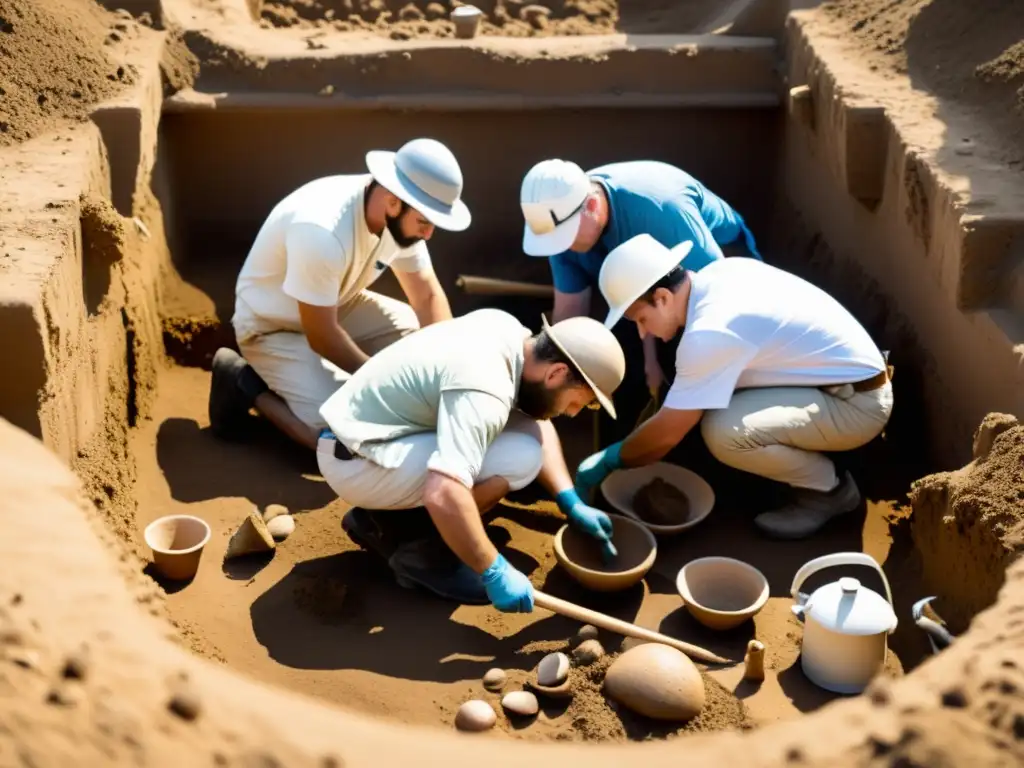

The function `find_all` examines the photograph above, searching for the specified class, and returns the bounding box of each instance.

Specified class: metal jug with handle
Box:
[790,552,898,694]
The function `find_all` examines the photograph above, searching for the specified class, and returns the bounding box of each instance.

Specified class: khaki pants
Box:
[317,415,543,510]
[239,291,419,430]
[700,382,894,492]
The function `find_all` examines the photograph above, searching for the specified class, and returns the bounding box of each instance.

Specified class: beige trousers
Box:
[239,291,419,430]
[700,382,894,492]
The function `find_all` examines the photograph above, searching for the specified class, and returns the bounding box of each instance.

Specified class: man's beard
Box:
[386,210,422,249]
[516,377,559,420]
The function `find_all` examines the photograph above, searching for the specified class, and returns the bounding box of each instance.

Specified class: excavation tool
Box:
[455,274,554,299]
[911,596,955,655]
[533,590,732,665]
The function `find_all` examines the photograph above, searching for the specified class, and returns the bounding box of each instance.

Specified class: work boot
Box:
[341,506,437,561]
[388,537,490,606]
[208,348,269,439]
[754,471,862,540]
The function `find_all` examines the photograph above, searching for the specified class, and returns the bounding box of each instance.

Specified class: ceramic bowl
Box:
[553,516,657,592]
[144,514,211,581]
[675,557,770,631]
[600,462,715,536]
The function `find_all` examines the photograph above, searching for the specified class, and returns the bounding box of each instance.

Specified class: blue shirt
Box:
[548,161,761,294]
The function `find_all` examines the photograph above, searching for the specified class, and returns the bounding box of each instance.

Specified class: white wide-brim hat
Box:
[600,234,694,329]
[366,140,471,232]
[522,209,583,257]
[541,314,625,419]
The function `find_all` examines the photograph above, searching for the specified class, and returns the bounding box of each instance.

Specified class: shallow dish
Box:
[553,516,657,592]
[600,462,715,535]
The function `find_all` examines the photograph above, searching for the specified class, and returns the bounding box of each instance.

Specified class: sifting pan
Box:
[601,462,715,535]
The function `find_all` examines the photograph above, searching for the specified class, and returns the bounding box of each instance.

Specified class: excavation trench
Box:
[129,99,971,740]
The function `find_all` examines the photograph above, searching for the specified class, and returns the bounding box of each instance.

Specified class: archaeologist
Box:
[574,233,894,540]
[316,308,626,611]
[519,158,762,438]
[208,137,471,450]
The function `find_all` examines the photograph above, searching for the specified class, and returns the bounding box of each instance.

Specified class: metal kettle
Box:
[790,552,898,694]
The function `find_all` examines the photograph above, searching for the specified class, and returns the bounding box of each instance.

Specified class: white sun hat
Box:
[542,314,626,419]
[365,138,471,232]
[599,233,694,329]
[520,159,591,257]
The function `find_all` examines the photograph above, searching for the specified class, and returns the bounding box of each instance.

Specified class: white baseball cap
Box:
[520,159,591,257]
[599,234,694,329]
[366,138,471,232]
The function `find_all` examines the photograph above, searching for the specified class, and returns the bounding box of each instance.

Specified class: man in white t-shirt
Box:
[316,308,626,610]
[208,138,471,451]
[574,233,894,539]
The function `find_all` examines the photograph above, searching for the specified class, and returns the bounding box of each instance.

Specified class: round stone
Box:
[482,668,507,691]
[604,644,705,721]
[501,690,539,717]
[572,624,599,647]
[267,514,296,542]
[455,699,496,732]
[536,652,569,687]
[262,504,289,522]
[572,638,605,666]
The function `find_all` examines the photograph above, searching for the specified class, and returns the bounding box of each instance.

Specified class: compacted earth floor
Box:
[131,362,931,741]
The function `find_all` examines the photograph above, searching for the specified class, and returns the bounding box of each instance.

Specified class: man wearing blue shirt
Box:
[520,158,761,438]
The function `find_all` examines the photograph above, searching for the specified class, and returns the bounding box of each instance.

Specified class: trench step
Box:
[959,216,1024,312]
[839,103,888,211]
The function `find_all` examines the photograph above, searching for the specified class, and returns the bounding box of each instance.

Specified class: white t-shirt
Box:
[232,174,431,343]
[664,259,885,411]
[320,309,531,487]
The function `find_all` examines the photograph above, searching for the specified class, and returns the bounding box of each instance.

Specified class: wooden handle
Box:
[456,275,554,298]
[533,590,732,665]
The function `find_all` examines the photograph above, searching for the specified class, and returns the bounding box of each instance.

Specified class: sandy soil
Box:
[818,0,1024,167]
[131,362,919,740]
[259,0,724,38]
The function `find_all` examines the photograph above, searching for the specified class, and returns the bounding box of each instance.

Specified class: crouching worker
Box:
[575,234,894,540]
[316,308,627,611]
[208,138,470,450]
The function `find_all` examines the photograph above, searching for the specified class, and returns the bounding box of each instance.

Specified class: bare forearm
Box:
[620,408,702,466]
[412,291,452,327]
[424,475,498,573]
[534,419,574,496]
[311,328,370,373]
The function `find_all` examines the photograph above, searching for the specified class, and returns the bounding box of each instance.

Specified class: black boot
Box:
[208,348,269,439]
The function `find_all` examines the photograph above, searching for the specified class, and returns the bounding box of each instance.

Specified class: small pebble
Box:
[455,699,496,731]
[501,690,538,717]
[537,652,569,686]
[262,504,289,522]
[10,649,40,670]
[572,624,599,647]
[267,515,295,542]
[168,688,202,721]
[482,667,506,691]
[572,639,605,666]
[46,685,82,708]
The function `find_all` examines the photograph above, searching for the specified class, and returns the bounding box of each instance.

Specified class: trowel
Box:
[912,596,956,655]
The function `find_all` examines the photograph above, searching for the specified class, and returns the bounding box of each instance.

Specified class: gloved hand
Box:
[556,488,617,562]
[481,554,534,613]
[574,441,624,504]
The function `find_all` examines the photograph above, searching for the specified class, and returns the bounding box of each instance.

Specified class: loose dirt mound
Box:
[909,413,1024,633]
[260,0,723,37]
[0,0,138,146]
[820,0,1024,164]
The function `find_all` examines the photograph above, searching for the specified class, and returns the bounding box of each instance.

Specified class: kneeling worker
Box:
[317,308,626,611]
[209,138,470,450]
[574,234,894,539]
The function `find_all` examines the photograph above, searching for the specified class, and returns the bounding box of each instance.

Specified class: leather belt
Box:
[319,428,353,461]
[852,365,894,393]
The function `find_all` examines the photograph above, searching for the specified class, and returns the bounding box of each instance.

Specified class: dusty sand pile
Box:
[0,0,136,145]
[909,413,1024,633]
[819,0,1024,165]
[260,0,722,38]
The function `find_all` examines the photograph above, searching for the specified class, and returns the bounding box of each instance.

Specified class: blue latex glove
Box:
[481,554,534,613]
[574,441,624,504]
[556,489,617,562]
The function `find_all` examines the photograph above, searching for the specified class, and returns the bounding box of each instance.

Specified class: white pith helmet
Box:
[598,233,694,329]
[542,314,626,419]
[366,138,471,231]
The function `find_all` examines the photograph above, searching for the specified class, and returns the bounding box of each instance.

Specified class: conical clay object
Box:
[267,514,295,542]
[604,643,705,721]
[224,508,276,560]
[744,639,765,681]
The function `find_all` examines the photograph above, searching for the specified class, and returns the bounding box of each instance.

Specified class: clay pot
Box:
[553,516,656,592]
[451,5,482,39]
[144,515,211,581]
[675,557,769,631]
[600,462,715,536]
[603,643,705,721]
[525,676,573,700]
